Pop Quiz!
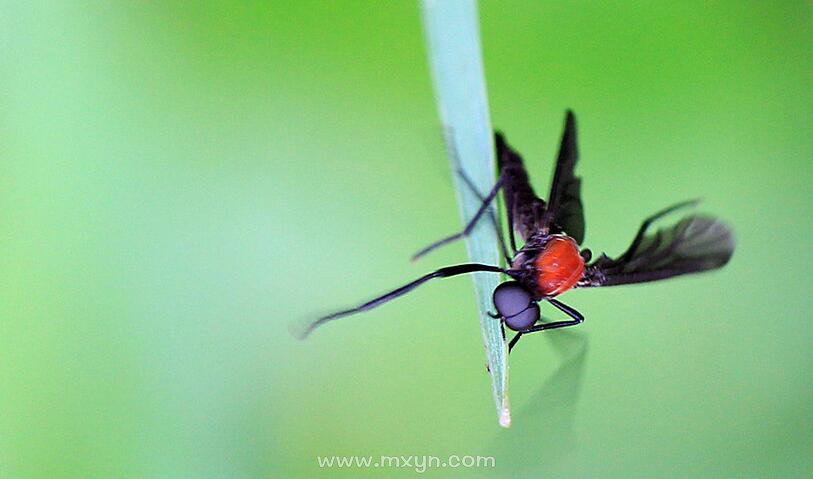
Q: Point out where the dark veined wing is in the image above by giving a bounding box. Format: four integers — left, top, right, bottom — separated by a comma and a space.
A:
581, 214, 734, 287
495, 131, 546, 243
542, 110, 585, 244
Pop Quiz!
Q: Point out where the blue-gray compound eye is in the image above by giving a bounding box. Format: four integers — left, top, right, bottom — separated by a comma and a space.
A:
504, 303, 540, 331
493, 281, 533, 318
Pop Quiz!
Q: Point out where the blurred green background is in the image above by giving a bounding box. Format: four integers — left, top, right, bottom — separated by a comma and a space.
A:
1, 2, 811, 478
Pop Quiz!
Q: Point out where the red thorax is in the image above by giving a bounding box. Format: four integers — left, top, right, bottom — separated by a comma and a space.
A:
532, 235, 585, 297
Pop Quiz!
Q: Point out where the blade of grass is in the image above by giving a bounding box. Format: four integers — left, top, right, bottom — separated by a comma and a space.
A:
420, 0, 510, 427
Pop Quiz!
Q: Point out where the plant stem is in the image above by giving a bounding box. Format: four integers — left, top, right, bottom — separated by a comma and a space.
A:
421, 0, 511, 427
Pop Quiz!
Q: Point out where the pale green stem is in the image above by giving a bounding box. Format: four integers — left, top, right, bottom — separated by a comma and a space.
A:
420, 0, 511, 427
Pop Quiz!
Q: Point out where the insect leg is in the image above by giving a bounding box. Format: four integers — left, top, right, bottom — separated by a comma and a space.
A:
508, 332, 523, 353
508, 299, 585, 353
455, 168, 513, 263
293, 263, 505, 339
439, 126, 514, 261
547, 298, 585, 325
411, 175, 505, 261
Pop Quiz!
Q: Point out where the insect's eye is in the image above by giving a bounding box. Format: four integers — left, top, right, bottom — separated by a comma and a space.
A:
504, 302, 539, 331
493, 281, 539, 331
493, 281, 533, 317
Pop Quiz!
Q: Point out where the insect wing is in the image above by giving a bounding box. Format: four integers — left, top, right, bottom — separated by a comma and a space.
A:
582, 215, 734, 287
542, 110, 585, 244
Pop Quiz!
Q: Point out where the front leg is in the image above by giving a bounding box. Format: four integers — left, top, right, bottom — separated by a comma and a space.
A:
456, 168, 515, 263
411, 174, 505, 261
508, 298, 584, 354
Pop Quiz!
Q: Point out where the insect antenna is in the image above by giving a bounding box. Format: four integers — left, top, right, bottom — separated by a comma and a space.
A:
292, 263, 506, 339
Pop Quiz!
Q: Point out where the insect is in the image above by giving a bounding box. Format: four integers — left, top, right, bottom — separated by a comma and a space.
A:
296, 111, 735, 353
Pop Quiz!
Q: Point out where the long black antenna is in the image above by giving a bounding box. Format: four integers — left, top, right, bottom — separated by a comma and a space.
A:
292, 263, 505, 339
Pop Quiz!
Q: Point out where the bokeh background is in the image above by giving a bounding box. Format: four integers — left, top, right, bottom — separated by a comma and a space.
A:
2, 2, 811, 478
